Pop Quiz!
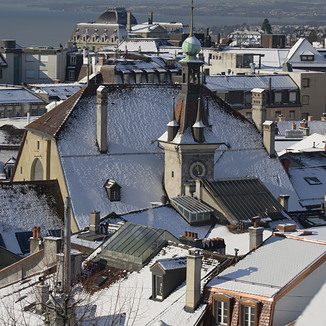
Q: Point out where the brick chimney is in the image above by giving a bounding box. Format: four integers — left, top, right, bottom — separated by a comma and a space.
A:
30, 226, 44, 254
308, 116, 313, 121
321, 113, 326, 121
185, 250, 202, 312
249, 217, 264, 251
97, 86, 108, 154
299, 119, 309, 136
291, 122, 296, 130
278, 114, 286, 122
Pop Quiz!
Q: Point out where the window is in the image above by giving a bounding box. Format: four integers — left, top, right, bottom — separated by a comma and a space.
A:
37, 141, 40, 151
289, 91, 297, 103
104, 179, 121, 201
40, 55, 48, 62
216, 301, 228, 325
25, 69, 35, 79
302, 95, 310, 105
111, 189, 120, 201
68, 70, 75, 81
243, 306, 255, 326
289, 110, 295, 120
154, 275, 163, 299
302, 78, 310, 87
25, 54, 34, 62
239, 299, 260, 326
274, 92, 282, 104
274, 111, 281, 119
70, 55, 76, 65
245, 92, 252, 105
300, 54, 314, 61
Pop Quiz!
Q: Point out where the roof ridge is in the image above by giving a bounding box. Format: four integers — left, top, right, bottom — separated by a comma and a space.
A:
26, 86, 87, 138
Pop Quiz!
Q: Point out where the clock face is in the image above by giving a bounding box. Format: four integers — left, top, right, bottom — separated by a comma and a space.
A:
189, 161, 207, 179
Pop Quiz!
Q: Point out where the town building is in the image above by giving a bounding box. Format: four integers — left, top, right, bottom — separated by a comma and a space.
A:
0, 40, 68, 85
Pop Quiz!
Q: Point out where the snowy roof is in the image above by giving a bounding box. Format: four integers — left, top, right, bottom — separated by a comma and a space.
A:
0, 87, 47, 105
89, 243, 219, 325
206, 235, 326, 298
206, 74, 298, 93
119, 39, 160, 52
121, 206, 212, 239
278, 133, 326, 156
25, 84, 302, 229
277, 120, 326, 136
286, 38, 326, 64
155, 256, 187, 271
0, 181, 63, 254
132, 23, 162, 33
30, 84, 84, 101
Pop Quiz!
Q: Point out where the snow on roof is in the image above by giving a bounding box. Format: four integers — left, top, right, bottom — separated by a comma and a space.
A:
214, 148, 302, 211
278, 133, 326, 156
51, 84, 302, 227
286, 38, 326, 64
277, 120, 326, 136
206, 235, 326, 297
0, 87, 46, 105
132, 23, 161, 33
288, 166, 326, 207
156, 256, 187, 270
276, 226, 326, 243
206, 74, 298, 93
89, 244, 217, 325
119, 39, 159, 52
121, 206, 211, 240
0, 181, 63, 254
30, 84, 83, 101
207, 224, 272, 255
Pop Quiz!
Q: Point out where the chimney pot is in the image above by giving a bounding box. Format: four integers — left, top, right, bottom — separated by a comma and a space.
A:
308, 116, 313, 121
36, 227, 41, 239
321, 113, 326, 121
33, 226, 37, 238
291, 122, 296, 130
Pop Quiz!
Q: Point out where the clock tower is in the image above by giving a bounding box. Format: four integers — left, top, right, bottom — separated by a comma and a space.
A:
158, 1, 222, 198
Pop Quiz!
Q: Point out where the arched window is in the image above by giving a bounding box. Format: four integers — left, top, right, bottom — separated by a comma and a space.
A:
31, 158, 43, 181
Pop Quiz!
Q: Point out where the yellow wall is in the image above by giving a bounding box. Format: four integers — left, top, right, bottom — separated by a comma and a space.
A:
13, 131, 79, 232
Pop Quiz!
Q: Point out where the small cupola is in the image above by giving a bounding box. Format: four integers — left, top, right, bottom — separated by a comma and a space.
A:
192, 97, 205, 143
104, 179, 121, 201
167, 96, 179, 141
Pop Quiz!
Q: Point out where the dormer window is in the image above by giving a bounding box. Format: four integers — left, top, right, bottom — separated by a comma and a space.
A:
104, 179, 121, 201
300, 53, 314, 61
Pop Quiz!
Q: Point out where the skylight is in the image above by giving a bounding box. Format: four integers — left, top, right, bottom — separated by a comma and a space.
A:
304, 176, 322, 185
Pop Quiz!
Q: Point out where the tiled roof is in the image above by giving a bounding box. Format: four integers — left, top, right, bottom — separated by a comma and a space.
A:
26, 86, 87, 137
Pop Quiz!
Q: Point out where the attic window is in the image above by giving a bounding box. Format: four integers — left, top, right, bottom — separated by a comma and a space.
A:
300, 54, 314, 61
304, 176, 322, 185
104, 179, 121, 201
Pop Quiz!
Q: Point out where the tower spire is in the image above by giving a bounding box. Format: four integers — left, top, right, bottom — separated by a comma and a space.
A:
190, 0, 194, 37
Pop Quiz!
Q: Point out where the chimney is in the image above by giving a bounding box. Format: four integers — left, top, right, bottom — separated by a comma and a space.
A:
194, 179, 202, 200
148, 12, 153, 25
249, 217, 264, 251
185, 250, 202, 312
278, 114, 286, 122
97, 86, 108, 154
251, 89, 267, 133
278, 194, 290, 211
324, 193, 326, 218
89, 210, 100, 234
30, 226, 43, 254
321, 113, 326, 121
127, 11, 132, 33
291, 122, 296, 130
299, 119, 309, 136
192, 97, 205, 143
263, 121, 275, 157
98, 54, 105, 66
308, 116, 313, 121
35, 278, 50, 314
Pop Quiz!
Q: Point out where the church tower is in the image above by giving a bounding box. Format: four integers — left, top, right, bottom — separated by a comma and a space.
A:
158, 1, 222, 198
